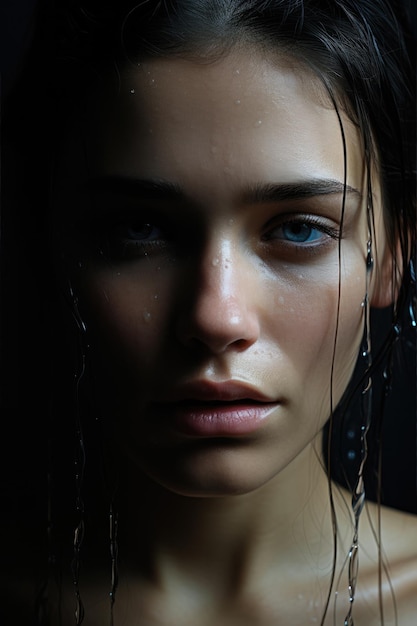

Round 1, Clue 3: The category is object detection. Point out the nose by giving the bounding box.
[176,239,260,354]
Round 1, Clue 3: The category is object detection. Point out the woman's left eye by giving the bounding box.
[279,222,324,243]
[263,217,339,247]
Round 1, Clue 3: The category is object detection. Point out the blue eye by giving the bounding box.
[263,216,339,248]
[280,222,323,243]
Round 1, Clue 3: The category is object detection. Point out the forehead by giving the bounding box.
[67,48,366,198]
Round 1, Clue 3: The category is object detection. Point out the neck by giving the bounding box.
[114,434,345,595]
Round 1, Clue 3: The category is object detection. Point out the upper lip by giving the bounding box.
[156,380,277,404]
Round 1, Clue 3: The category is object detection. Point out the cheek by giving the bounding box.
[265,259,365,409]
[75,264,176,378]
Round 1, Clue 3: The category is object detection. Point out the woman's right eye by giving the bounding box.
[108,219,169,258]
[117,221,165,242]
[81,212,173,261]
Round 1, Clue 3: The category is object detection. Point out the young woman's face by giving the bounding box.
[54,49,388,496]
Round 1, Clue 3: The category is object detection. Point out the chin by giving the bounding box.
[131,439,286,498]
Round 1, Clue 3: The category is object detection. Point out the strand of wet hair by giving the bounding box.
[343,229,374,626]
[109,502,119,625]
[69,283,87,625]
[319,81,347,626]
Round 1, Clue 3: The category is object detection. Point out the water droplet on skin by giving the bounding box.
[235,99,241,105]
[130,88,135,94]
[212,258,219,266]
[154,294,158,300]
[347,450,356,461]
[235,69,240,74]
[255,119,262,126]
[77,261,83,269]
[143,311,151,323]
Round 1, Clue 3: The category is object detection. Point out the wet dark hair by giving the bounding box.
[1,0,416,624]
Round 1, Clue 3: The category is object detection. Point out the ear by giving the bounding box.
[370,238,402,308]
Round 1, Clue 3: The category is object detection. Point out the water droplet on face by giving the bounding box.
[143,311,151,323]
[212,257,219,266]
[255,119,262,127]
[235,69,240,74]
[77,261,83,269]
[235,99,241,105]
[130,88,135,95]
[154,294,158,300]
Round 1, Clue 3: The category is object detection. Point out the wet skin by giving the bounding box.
[53,49,391,498]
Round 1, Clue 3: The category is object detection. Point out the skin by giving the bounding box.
[48,49,417,624]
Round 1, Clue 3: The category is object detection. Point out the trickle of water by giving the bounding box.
[366,240,374,273]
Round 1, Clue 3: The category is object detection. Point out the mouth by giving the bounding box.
[153,381,280,437]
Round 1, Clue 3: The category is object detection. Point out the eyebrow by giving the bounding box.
[244,179,361,203]
[81,176,361,203]
[81,176,185,200]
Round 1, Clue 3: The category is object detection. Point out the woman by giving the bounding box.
[1,0,416,624]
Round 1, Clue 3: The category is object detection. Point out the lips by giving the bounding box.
[153,380,279,437]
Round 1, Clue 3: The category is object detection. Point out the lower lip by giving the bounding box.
[157,402,278,437]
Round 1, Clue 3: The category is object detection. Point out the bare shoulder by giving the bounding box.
[362,501,417,623]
